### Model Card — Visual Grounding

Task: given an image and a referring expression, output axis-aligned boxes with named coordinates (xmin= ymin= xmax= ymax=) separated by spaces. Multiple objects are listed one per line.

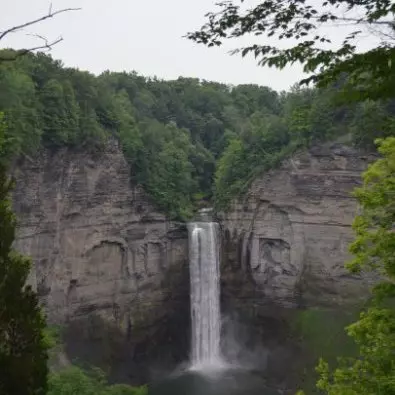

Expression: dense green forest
xmin=1 ymin=49 xmax=394 ymax=218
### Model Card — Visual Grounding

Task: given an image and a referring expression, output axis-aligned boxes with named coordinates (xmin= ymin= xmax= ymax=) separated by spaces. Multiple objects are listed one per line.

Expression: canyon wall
xmin=219 ymin=142 xmax=378 ymax=391
xmin=10 ymin=139 xmax=377 ymax=391
xmin=220 ymin=142 xmax=377 ymax=310
xmin=11 ymin=140 xmax=190 ymax=383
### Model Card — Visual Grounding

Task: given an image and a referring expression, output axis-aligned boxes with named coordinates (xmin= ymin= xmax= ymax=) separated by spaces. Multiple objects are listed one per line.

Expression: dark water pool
xmin=148 ymin=368 xmax=282 ymax=395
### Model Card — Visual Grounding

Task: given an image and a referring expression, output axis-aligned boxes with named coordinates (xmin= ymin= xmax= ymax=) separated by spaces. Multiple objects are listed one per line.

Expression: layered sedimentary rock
xmin=11 ymin=140 xmax=189 ymax=382
xmin=218 ymin=143 xmax=379 ymax=392
xmin=10 ymin=137 xmax=378 ymax=390
xmin=220 ymin=142 xmax=377 ymax=310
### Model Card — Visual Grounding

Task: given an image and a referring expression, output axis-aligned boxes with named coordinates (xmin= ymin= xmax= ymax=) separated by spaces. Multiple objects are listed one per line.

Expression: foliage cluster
xmin=0 ymin=113 xmax=49 ymax=395
xmin=292 ymin=307 xmax=359 ymax=394
xmin=47 ymin=366 xmax=147 ymax=395
xmin=187 ymin=0 xmax=395 ymax=102
xmin=313 ymin=137 xmax=395 ymax=395
xmin=1 ymin=51 xmax=394 ymax=216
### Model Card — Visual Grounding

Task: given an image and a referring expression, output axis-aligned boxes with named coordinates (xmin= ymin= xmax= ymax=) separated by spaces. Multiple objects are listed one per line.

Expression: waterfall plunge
xmin=188 ymin=222 xmax=226 ymax=372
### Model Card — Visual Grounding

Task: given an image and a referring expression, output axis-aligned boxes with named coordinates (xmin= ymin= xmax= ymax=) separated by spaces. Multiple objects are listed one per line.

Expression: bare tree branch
xmin=335 ymin=16 xmax=393 ymax=25
xmin=0 ymin=7 xmax=81 ymax=42
xmin=0 ymin=4 xmax=80 ymax=62
xmin=0 ymin=37 xmax=64 ymax=62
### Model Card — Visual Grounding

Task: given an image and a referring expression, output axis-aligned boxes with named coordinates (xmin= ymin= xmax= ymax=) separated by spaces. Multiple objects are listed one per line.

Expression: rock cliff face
xmin=10 ymin=138 xmax=377 ymax=391
xmin=218 ymin=143 xmax=378 ymax=392
xmin=11 ymin=141 xmax=190 ymax=383
xmin=220 ymin=143 xmax=377 ymax=311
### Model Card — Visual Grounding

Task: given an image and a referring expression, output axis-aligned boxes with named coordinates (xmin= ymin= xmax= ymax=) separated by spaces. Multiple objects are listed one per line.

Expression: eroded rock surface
xmin=11 ymin=140 xmax=189 ymax=383
xmin=10 ymin=139 xmax=378 ymax=390
xmin=220 ymin=143 xmax=377 ymax=310
xmin=218 ymin=143 xmax=379 ymax=393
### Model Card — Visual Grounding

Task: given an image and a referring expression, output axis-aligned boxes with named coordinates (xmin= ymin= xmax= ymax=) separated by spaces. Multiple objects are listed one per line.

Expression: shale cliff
xmin=220 ymin=142 xmax=377 ymax=311
xmin=219 ymin=143 xmax=378 ymax=391
xmin=10 ymin=139 xmax=376 ymax=390
xmin=11 ymin=140 xmax=190 ymax=383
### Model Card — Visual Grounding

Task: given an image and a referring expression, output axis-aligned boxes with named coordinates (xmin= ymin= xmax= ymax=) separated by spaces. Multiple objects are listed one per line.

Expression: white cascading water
xmin=188 ymin=221 xmax=225 ymax=371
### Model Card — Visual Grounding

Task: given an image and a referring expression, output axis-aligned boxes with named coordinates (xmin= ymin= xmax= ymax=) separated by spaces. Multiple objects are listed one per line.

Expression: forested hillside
xmin=1 ymin=50 xmax=394 ymax=218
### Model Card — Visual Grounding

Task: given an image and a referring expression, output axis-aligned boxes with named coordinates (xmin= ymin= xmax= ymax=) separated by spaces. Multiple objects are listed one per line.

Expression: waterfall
xmin=188 ymin=221 xmax=225 ymax=371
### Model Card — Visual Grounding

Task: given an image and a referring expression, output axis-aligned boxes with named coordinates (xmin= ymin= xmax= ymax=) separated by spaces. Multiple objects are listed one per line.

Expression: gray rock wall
xmin=218 ymin=143 xmax=379 ymax=392
xmin=11 ymin=140 xmax=190 ymax=383
xmin=220 ymin=143 xmax=377 ymax=310
xmin=10 ymin=138 xmax=378 ymax=389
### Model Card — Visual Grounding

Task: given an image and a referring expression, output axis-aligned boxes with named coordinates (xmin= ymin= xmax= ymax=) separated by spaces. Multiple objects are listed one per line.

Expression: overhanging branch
xmin=0 ymin=4 xmax=80 ymax=62
xmin=0 ymin=7 xmax=81 ymax=41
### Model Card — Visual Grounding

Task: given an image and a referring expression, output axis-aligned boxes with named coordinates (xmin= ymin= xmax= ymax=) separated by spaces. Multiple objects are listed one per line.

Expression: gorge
xmin=10 ymin=137 xmax=376 ymax=393
xmin=1 ymin=49 xmax=390 ymax=395
xmin=1 ymin=0 xmax=394 ymax=391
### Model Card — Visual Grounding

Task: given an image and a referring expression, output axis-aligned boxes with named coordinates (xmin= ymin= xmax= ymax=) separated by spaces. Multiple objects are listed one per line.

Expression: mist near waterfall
xmin=147 ymin=218 xmax=280 ymax=394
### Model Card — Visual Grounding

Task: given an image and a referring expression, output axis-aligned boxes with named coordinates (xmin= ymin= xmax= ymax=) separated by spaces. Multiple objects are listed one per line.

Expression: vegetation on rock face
xmin=293 ymin=308 xmax=360 ymax=394
xmin=1 ymin=50 xmax=394 ymax=217
xmin=47 ymin=366 xmax=147 ymax=395
xmin=348 ymin=137 xmax=395 ymax=281
xmin=314 ymin=137 xmax=395 ymax=395
xmin=0 ymin=112 xmax=49 ymax=395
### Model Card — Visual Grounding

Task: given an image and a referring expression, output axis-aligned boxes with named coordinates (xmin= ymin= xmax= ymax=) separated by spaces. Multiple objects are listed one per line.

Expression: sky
xmin=0 ymin=0 xmax=380 ymax=92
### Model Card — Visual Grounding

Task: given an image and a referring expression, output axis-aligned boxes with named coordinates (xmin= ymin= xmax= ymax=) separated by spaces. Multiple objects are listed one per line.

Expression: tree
xmin=311 ymin=137 xmax=395 ymax=394
xmin=350 ymin=100 xmax=395 ymax=149
xmin=0 ymin=65 xmax=41 ymax=156
xmin=136 ymin=120 xmax=197 ymax=220
xmin=0 ymin=5 xmax=80 ymax=62
xmin=114 ymin=89 xmax=142 ymax=170
xmin=187 ymin=0 xmax=395 ymax=101
xmin=40 ymin=79 xmax=71 ymax=146
xmin=0 ymin=113 xmax=49 ymax=394
xmin=214 ymin=111 xmax=292 ymax=210
xmin=347 ymin=136 xmax=395 ymax=288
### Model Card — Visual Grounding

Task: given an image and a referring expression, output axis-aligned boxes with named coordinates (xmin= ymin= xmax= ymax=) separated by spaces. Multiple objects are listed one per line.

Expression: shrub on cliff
xmin=0 ymin=112 xmax=49 ymax=394
xmin=47 ymin=366 xmax=148 ymax=395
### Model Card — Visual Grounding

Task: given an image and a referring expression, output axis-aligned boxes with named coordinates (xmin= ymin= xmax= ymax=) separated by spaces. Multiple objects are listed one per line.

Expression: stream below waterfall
xmin=148 ymin=368 xmax=282 ymax=395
